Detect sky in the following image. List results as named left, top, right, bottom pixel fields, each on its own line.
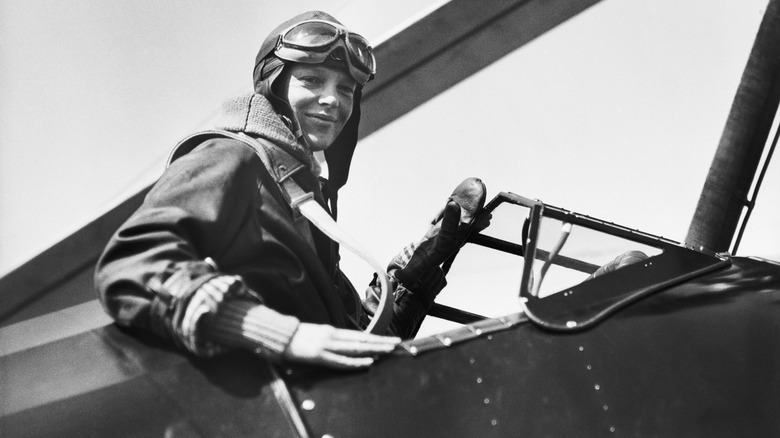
left=0, top=0, right=442, bottom=276
left=335, top=0, right=780, bottom=334
left=1, top=0, right=777, bottom=305
left=339, top=0, right=777, bottom=261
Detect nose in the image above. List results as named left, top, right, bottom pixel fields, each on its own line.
left=318, top=85, right=340, bottom=108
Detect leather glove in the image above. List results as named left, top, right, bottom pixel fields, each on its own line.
left=391, top=200, right=460, bottom=293
left=390, top=177, right=488, bottom=295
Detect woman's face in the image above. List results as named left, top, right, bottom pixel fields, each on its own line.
left=285, top=63, right=356, bottom=151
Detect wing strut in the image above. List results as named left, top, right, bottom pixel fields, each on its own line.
left=686, top=0, right=780, bottom=254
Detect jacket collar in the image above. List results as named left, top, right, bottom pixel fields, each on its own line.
left=212, top=93, right=315, bottom=169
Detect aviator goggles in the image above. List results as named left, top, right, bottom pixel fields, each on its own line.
left=275, top=19, right=376, bottom=85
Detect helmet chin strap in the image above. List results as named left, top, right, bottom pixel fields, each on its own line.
left=277, top=111, right=308, bottom=149
left=281, top=112, right=324, bottom=176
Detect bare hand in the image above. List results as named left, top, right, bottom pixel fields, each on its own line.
left=282, top=323, right=401, bottom=369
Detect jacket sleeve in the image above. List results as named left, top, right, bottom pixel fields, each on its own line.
left=95, top=139, right=298, bottom=356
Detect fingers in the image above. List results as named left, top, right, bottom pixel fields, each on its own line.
left=326, top=327, right=401, bottom=344
left=325, top=330, right=401, bottom=355
left=425, top=201, right=461, bottom=262
left=437, top=201, right=462, bottom=242
left=282, top=323, right=401, bottom=370
left=325, top=339, right=395, bottom=358
left=319, top=350, right=376, bottom=369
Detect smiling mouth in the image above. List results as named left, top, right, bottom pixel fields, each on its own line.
left=308, top=113, right=337, bottom=123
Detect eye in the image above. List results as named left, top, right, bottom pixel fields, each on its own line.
left=300, top=75, right=324, bottom=86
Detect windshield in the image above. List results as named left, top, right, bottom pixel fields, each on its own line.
left=522, top=206, right=663, bottom=299
left=433, top=192, right=729, bottom=332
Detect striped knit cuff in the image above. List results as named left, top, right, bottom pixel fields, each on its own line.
left=202, top=299, right=300, bottom=361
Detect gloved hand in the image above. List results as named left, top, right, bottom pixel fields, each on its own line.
left=391, top=200, right=461, bottom=292
left=389, top=177, right=489, bottom=294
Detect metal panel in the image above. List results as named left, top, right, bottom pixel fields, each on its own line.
left=2, top=257, right=779, bottom=437
left=288, top=257, right=780, bottom=437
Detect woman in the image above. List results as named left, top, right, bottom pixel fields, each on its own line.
left=95, top=11, right=486, bottom=369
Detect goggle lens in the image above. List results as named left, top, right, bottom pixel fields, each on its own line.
left=279, top=20, right=376, bottom=82
left=346, top=33, right=375, bottom=74
left=284, top=21, right=340, bottom=49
